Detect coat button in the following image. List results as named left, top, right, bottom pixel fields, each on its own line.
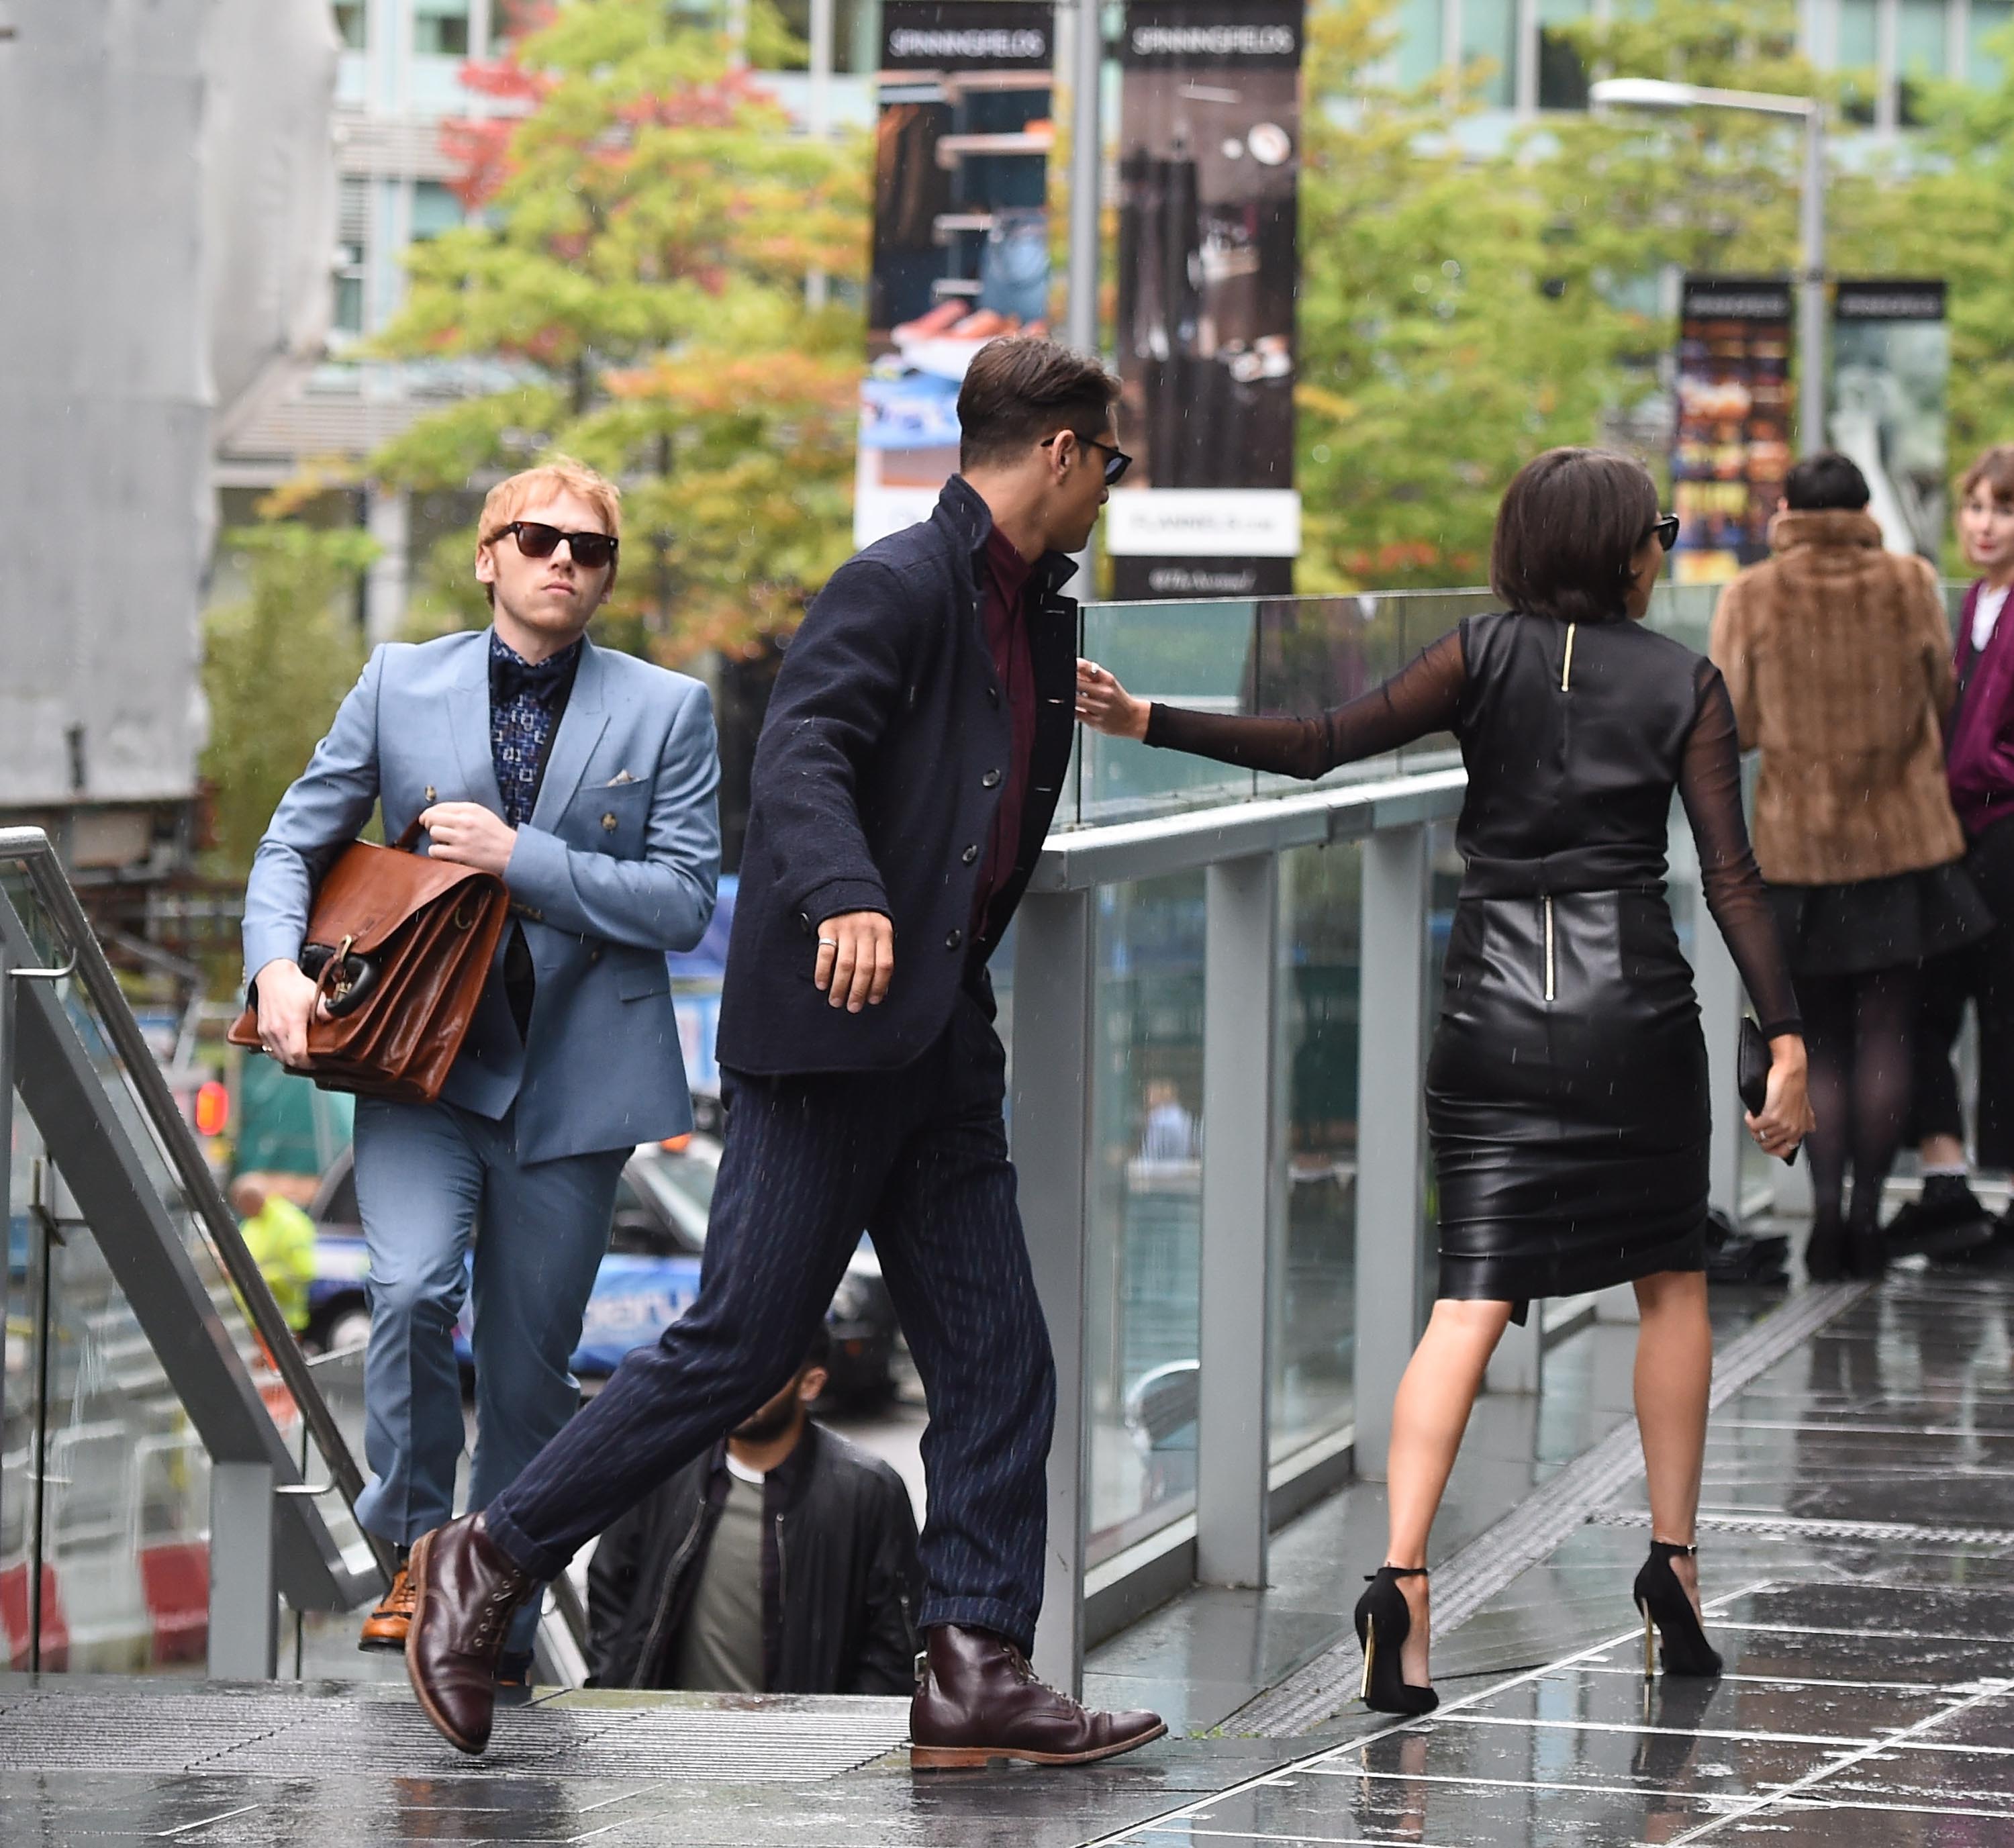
left=961, top=844, right=979, bottom=865
left=945, top=928, right=963, bottom=951
left=981, top=768, right=1002, bottom=789
left=602, top=812, right=618, bottom=832
left=988, top=685, right=1000, bottom=707
left=424, top=785, right=437, bottom=804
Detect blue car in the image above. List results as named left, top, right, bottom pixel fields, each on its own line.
left=303, top=1135, right=900, bottom=1404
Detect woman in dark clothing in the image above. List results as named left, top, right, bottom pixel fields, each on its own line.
left=1077, top=448, right=1812, bottom=1714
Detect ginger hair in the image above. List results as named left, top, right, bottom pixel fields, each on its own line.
left=475, top=457, right=622, bottom=604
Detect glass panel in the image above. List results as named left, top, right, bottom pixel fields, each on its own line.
left=1461, top=0, right=1518, bottom=106
left=0, top=862, right=375, bottom=1675
left=332, top=0, right=367, bottom=50
left=1898, top=0, right=1948, bottom=124
left=1270, top=843, right=1360, bottom=1463
left=1396, top=0, right=1445, bottom=88
left=1088, top=872, right=1205, bottom=1563
left=1067, top=585, right=1721, bottom=830
left=1970, top=0, right=2013, bottom=86
left=414, top=0, right=472, bottom=56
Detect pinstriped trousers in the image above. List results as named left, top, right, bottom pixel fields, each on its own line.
left=485, top=988, right=1057, bottom=1651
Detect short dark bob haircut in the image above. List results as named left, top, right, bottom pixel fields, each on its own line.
left=1784, top=451, right=1870, bottom=512
left=1490, top=447, right=1661, bottom=625
left=958, top=336, right=1122, bottom=471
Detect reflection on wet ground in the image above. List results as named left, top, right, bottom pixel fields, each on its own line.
left=6, top=1269, right=2013, bottom=1845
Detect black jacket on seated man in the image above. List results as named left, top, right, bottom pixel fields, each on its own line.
left=716, top=475, right=1079, bottom=1075
left=585, top=1423, right=923, bottom=1694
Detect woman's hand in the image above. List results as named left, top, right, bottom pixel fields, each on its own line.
left=1075, top=659, right=1151, bottom=740
left=1745, top=1034, right=1815, bottom=1162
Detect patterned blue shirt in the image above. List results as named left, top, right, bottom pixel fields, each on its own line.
left=488, top=632, right=583, bottom=827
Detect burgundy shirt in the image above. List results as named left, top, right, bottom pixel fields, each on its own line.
left=1948, top=577, right=2014, bottom=836
left=971, top=524, right=1037, bottom=946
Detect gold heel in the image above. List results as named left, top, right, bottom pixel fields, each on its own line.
left=1361, top=1620, right=1376, bottom=1701
left=1641, top=1606, right=1657, bottom=1679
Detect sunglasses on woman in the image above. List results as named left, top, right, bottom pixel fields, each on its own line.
left=488, top=520, right=620, bottom=571
left=1041, top=431, right=1135, bottom=487
left=1649, top=514, right=1681, bottom=552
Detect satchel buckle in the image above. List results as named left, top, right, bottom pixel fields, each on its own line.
left=300, top=934, right=380, bottom=1018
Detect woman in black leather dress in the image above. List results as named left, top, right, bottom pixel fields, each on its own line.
left=1077, top=449, right=1814, bottom=1712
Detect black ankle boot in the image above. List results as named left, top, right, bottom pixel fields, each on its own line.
left=1354, top=1566, right=1438, bottom=1716
left=1633, top=1541, right=1722, bottom=1679
left=1805, top=1212, right=1848, bottom=1283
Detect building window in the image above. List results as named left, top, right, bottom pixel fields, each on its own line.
left=332, top=1, right=367, bottom=48
left=334, top=178, right=368, bottom=338
left=1396, top=0, right=1444, bottom=89
left=412, top=181, right=466, bottom=242
left=1461, top=0, right=1517, bottom=106
left=1836, top=0, right=1878, bottom=122
left=414, top=0, right=471, bottom=56
left=1971, top=0, right=2013, bottom=87
left=1537, top=0, right=1590, bottom=109
left=1896, top=0, right=1948, bottom=124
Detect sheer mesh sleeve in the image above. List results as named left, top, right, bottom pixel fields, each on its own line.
left=1143, top=627, right=1468, bottom=779
left=1678, top=661, right=1803, bottom=1038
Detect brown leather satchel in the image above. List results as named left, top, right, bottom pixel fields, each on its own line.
left=229, top=822, right=510, bottom=1104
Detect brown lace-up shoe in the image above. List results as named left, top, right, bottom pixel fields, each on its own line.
left=909, top=1623, right=1165, bottom=1770
left=405, top=1514, right=535, bottom=1756
left=357, top=1561, right=416, bottom=1653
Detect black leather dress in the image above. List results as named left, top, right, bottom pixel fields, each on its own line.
left=1145, top=610, right=1802, bottom=1310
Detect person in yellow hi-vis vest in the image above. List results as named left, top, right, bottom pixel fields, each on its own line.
left=227, top=1173, right=316, bottom=1337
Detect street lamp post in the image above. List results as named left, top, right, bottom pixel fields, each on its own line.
left=1589, top=77, right=1829, bottom=457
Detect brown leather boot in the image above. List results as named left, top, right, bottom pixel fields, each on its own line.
left=405, top=1514, right=536, bottom=1756
left=909, top=1624, right=1165, bottom=1769
left=356, top=1561, right=415, bottom=1653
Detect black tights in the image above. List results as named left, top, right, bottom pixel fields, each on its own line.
left=1797, top=965, right=1918, bottom=1232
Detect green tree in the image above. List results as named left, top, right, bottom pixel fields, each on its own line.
left=1295, top=0, right=1643, bottom=589
left=200, top=525, right=377, bottom=877
left=369, top=0, right=867, bottom=656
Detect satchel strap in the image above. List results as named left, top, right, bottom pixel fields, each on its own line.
left=395, top=817, right=426, bottom=853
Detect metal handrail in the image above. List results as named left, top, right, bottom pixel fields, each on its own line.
left=0, top=826, right=395, bottom=1586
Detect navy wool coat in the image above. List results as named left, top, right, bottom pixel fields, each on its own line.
left=716, top=476, right=1078, bottom=1075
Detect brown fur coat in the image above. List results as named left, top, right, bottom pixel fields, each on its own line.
left=1709, top=508, right=1962, bottom=886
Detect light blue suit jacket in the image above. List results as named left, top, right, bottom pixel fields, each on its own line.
left=242, top=629, right=721, bottom=1164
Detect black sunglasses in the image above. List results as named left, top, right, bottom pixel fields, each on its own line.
left=488, top=520, right=620, bottom=571
left=1649, top=514, right=1681, bottom=552
left=1041, top=431, right=1134, bottom=487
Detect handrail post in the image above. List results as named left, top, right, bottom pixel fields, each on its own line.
left=1013, top=888, right=1096, bottom=1694
left=1196, top=855, right=1277, bottom=1586
left=1353, top=824, right=1430, bottom=1481
left=209, top=1460, right=279, bottom=1678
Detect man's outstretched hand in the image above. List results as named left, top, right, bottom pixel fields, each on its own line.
left=816, top=911, right=894, bottom=1012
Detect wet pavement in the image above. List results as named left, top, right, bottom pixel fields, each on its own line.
left=7, top=1264, right=2013, bottom=1845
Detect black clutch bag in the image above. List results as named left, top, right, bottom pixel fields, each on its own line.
left=1739, top=1016, right=1794, bottom=1165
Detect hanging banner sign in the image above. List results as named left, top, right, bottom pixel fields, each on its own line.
left=855, top=1, right=1057, bottom=549
left=1109, top=0, right=1305, bottom=599
left=1670, top=276, right=1793, bottom=586
left=1831, top=279, right=1949, bottom=560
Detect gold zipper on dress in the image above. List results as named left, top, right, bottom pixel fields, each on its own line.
left=1560, top=622, right=1578, bottom=691
left=1543, top=895, right=1556, bottom=1002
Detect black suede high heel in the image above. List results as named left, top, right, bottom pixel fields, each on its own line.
left=1633, top=1541, right=1723, bottom=1678
left=1354, top=1566, right=1439, bottom=1715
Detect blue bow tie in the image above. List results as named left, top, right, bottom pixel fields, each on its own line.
left=490, top=642, right=577, bottom=708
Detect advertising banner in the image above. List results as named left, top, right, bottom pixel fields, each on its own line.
left=1670, top=276, right=1794, bottom=585
left=1109, top=0, right=1305, bottom=599
left=855, top=1, right=1056, bottom=549
left=1831, top=279, right=1949, bottom=560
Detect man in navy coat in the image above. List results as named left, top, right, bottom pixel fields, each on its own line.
left=406, top=338, right=1165, bottom=1769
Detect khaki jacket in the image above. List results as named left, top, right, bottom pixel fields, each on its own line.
left=1710, top=508, right=1962, bottom=886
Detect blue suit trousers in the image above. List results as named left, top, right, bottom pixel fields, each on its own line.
left=486, top=990, right=1057, bottom=1652
left=351, top=1098, right=624, bottom=1649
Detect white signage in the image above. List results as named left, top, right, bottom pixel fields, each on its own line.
left=1103, top=488, right=1302, bottom=558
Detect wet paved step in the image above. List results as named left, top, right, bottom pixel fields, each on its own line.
left=7, top=1266, right=2013, bottom=1845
